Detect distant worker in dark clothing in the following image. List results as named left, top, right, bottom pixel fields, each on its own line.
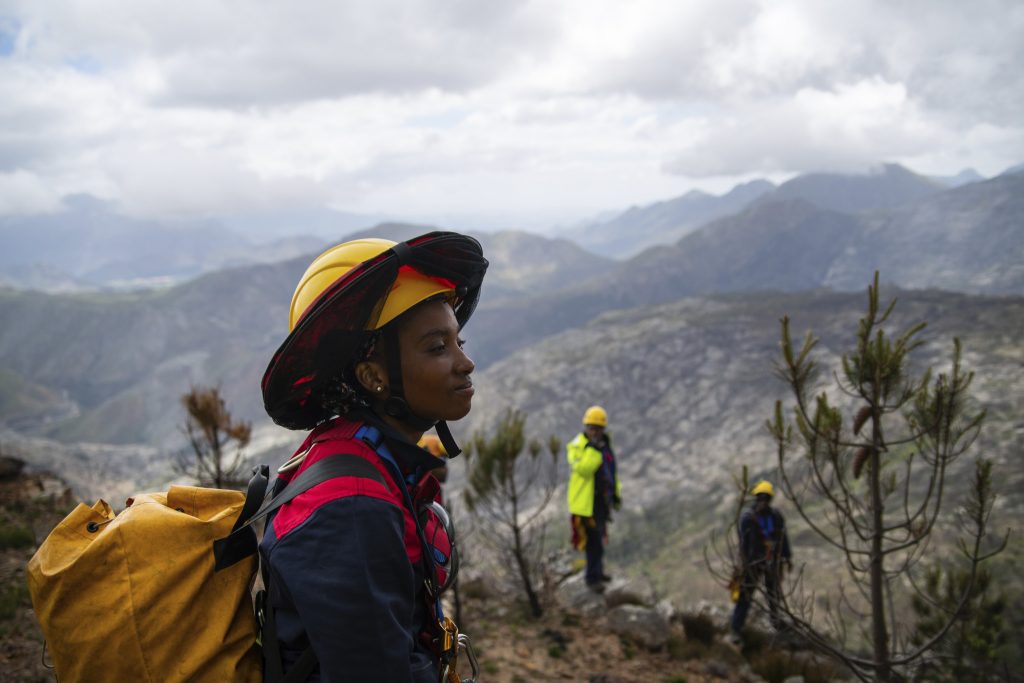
left=730, top=480, right=792, bottom=644
left=567, top=405, right=622, bottom=591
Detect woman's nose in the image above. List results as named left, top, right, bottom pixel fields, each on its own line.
left=456, top=346, right=475, bottom=375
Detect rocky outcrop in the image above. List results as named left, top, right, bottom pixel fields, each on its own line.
left=606, top=604, right=670, bottom=650
left=555, top=573, right=670, bottom=651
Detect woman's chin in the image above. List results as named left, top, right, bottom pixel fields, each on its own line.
left=444, top=400, right=473, bottom=422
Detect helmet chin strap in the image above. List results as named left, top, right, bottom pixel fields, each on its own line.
left=381, top=326, right=463, bottom=457
left=433, top=421, right=461, bottom=458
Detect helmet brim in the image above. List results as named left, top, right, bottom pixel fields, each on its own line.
left=262, top=231, right=488, bottom=430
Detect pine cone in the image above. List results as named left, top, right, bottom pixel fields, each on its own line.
left=852, top=446, right=870, bottom=479
left=853, top=405, right=872, bottom=436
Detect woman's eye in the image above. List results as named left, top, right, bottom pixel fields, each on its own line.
left=427, top=337, right=464, bottom=353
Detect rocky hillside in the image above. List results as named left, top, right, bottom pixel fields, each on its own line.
left=3, top=285, right=1021, bottom=680
left=457, top=287, right=1024, bottom=610
left=0, top=227, right=611, bottom=449
left=0, top=171, right=1020, bottom=498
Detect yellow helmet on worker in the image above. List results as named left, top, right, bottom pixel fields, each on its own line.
left=289, top=238, right=456, bottom=332
left=751, top=480, right=775, bottom=498
left=582, top=405, right=608, bottom=427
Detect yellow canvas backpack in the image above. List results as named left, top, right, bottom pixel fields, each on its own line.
left=27, top=483, right=263, bottom=682
left=27, top=456, right=385, bottom=683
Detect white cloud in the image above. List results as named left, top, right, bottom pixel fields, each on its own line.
left=0, top=0, right=1021, bottom=225
left=664, top=78, right=956, bottom=177
left=0, top=170, right=62, bottom=213
left=6, top=0, right=554, bottom=105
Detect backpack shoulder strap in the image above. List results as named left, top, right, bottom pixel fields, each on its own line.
left=213, top=453, right=386, bottom=571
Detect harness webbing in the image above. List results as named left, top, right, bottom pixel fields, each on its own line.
left=357, top=425, right=447, bottom=623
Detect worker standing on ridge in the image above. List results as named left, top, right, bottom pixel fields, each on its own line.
left=567, top=405, right=621, bottom=591
left=729, top=480, right=792, bottom=645
left=259, top=232, right=487, bottom=682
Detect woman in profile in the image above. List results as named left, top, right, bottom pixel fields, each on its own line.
left=259, top=232, right=487, bottom=682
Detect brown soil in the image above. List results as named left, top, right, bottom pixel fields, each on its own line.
left=451, top=598, right=740, bottom=683
left=0, top=469, right=74, bottom=683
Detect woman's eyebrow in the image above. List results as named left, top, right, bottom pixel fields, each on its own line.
left=417, top=328, right=451, bottom=342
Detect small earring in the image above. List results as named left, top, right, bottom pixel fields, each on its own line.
left=376, top=386, right=384, bottom=393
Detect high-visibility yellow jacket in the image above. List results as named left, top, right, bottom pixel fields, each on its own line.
left=566, top=432, right=621, bottom=517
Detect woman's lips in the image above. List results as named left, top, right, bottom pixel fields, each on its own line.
left=455, top=382, right=475, bottom=398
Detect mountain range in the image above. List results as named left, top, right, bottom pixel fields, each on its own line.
left=0, top=196, right=375, bottom=292
left=0, top=163, right=996, bottom=291
left=565, top=162, right=986, bottom=260
left=0, top=163, right=1020, bottom=502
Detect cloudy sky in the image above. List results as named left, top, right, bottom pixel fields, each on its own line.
left=1, top=0, right=1022, bottom=231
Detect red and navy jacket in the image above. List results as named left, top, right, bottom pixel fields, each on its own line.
left=259, top=414, right=444, bottom=682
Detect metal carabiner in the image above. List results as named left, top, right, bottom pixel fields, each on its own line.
left=437, top=616, right=462, bottom=683
left=457, top=632, right=480, bottom=683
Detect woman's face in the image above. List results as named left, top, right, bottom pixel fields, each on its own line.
left=395, top=299, right=476, bottom=422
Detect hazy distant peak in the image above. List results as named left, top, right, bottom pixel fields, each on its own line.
left=1000, top=161, right=1024, bottom=176
left=561, top=178, right=775, bottom=260
left=342, top=222, right=443, bottom=244
left=761, top=162, right=943, bottom=214
left=929, top=168, right=986, bottom=188
left=722, top=179, right=776, bottom=200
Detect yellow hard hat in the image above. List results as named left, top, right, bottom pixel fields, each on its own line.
left=751, top=480, right=774, bottom=497
left=290, top=238, right=455, bottom=332
left=582, top=405, right=608, bottom=427
left=418, top=434, right=447, bottom=458
left=262, top=231, right=488, bottom=432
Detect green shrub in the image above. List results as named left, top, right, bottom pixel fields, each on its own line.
left=547, top=644, right=565, bottom=658
left=750, top=651, right=797, bottom=683
left=667, top=634, right=706, bottom=661
left=0, top=581, right=29, bottom=620
left=737, top=626, right=770, bottom=653
left=664, top=676, right=688, bottom=683
left=706, top=641, right=746, bottom=666
left=750, top=650, right=841, bottom=683
left=680, top=611, right=716, bottom=646
left=0, top=523, right=34, bottom=550
left=560, top=611, right=581, bottom=627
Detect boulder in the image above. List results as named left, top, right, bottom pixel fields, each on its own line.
left=556, top=573, right=608, bottom=617
left=604, top=574, right=657, bottom=608
left=606, top=604, right=670, bottom=650
left=654, top=597, right=677, bottom=622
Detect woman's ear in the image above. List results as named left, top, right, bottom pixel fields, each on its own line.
left=354, top=359, right=387, bottom=395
